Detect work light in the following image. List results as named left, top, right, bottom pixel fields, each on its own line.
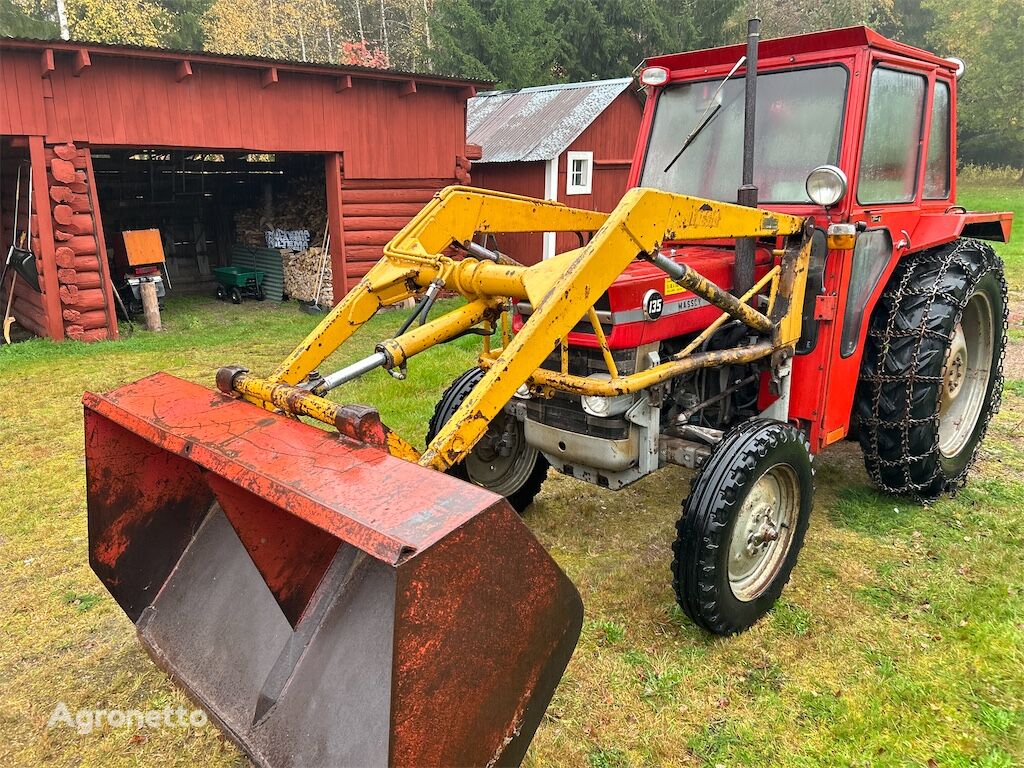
left=640, top=66, right=669, bottom=87
left=805, top=165, right=848, bottom=208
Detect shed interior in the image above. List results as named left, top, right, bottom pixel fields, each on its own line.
left=90, top=149, right=325, bottom=295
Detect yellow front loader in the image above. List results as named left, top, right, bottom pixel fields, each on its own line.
left=84, top=185, right=813, bottom=766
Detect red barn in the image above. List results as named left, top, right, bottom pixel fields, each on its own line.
left=467, top=78, right=643, bottom=264
left=0, top=37, right=486, bottom=341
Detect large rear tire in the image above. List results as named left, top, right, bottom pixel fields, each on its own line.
left=856, top=238, right=1007, bottom=498
left=671, top=419, right=814, bottom=635
left=427, top=368, right=548, bottom=514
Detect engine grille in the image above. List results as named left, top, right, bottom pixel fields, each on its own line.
left=524, top=347, right=637, bottom=441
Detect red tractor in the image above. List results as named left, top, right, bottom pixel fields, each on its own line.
left=84, top=23, right=1013, bottom=767
left=428, top=23, right=1012, bottom=635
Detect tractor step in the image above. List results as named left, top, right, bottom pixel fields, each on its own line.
left=83, top=373, right=582, bottom=767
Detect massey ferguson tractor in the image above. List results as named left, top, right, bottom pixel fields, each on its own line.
left=83, top=23, right=1012, bottom=768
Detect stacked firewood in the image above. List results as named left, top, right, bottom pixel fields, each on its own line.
left=282, top=246, right=332, bottom=305
left=234, top=174, right=327, bottom=247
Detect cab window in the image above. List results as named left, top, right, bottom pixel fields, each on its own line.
left=924, top=81, right=951, bottom=199
left=857, top=68, right=927, bottom=204
left=641, top=66, right=848, bottom=204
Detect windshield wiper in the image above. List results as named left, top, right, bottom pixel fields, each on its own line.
left=663, top=55, right=746, bottom=174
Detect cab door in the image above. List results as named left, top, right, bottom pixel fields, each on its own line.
left=815, top=58, right=943, bottom=446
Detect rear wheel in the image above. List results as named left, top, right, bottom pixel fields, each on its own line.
left=216, top=285, right=226, bottom=301
left=671, top=420, right=813, bottom=635
left=427, top=368, right=548, bottom=514
left=856, top=239, right=1007, bottom=498
left=230, top=287, right=242, bottom=304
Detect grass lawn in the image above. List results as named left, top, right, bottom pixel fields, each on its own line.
left=1, top=183, right=1022, bottom=767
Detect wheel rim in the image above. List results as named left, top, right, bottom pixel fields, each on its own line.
left=728, top=463, right=800, bottom=602
left=464, top=412, right=539, bottom=498
left=938, top=290, right=994, bottom=459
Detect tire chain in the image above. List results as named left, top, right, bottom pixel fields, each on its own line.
left=858, top=238, right=1008, bottom=498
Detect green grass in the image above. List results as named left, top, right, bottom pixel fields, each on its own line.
left=960, top=181, right=1024, bottom=286
left=2, top=185, right=1024, bottom=767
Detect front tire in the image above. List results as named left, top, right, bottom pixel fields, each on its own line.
left=856, top=238, right=1007, bottom=498
left=427, top=368, right=548, bottom=514
left=672, top=420, right=814, bottom=635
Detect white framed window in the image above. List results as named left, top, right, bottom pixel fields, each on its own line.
left=565, top=151, right=593, bottom=195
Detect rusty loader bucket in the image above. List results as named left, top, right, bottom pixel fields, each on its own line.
left=83, top=373, right=582, bottom=767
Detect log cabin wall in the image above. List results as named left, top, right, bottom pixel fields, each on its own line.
left=44, top=141, right=118, bottom=341
left=329, top=152, right=470, bottom=301
left=337, top=176, right=457, bottom=291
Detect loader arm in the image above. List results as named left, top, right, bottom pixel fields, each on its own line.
left=225, top=186, right=809, bottom=473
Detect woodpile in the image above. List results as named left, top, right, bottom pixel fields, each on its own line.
left=282, top=246, right=333, bottom=305
left=234, top=174, right=327, bottom=248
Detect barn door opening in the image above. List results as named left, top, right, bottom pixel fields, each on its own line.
left=90, top=149, right=326, bottom=306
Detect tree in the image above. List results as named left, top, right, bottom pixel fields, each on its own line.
left=731, top=0, right=896, bottom=39
left=428, top=0, right=557, bottom=85
left=202, top=0, right=343, bottom=61
left=430, top=0, right=740, bottom=88
left=156, top=0, right=212, bottom=50
left=1, top=0, right=60, bottom=37
left=64, top=0, right=172, bottom=45
left=923, top=0, right=1024, bottom=169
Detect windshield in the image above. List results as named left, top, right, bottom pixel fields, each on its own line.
left=641, top=66, right=848, bottom=204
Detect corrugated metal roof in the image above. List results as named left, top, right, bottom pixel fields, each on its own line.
left=467, top=78, right=634, bottom=163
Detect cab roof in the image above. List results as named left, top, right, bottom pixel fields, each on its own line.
left=646, top=26, right=956, bottom=74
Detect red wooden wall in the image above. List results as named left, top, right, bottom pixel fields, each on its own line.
left=471, top=90, right=643, bottom=265
left=0, top=43, right=479, bottom=180
left=470, top=161, right=547, bottom=264
left=554, top=93, right=643, bottom=254
left=1, top=40, right=484, bottom=337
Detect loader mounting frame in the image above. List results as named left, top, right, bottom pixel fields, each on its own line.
left=220, top=186, right=813, bottom=470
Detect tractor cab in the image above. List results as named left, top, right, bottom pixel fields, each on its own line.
left=617, top=26, right=1012, bottom=452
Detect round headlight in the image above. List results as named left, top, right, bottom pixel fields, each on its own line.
left=805, top=165, right=848, bottom=208
left=581, top=394, right=611, bottom=417
left=580, top=374, right=634, bottom=418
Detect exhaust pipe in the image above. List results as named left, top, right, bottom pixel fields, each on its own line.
left=733, top=17, right=761, bottom=296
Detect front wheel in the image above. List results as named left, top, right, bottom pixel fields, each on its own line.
left=672, top=420, right=814, bottom=635
left=426, top=368, right=548, bottom=514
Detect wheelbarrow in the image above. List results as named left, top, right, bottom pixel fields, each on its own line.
left=214, top=266, right=265, bottom=304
